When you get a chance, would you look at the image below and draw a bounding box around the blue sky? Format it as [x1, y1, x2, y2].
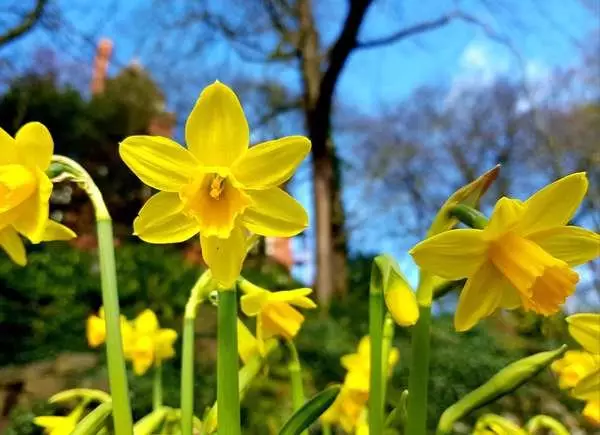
[3, 0, 598, 289]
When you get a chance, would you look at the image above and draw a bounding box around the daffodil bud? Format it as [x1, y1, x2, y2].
[436, 346, 566, 435]
[372, 254, 419, 327]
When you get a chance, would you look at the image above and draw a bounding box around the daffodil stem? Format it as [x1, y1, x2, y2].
[381, 314, 395, 400]
[286, 339, 306, 434]
[97, 218, 133, 435]
[181, 271, 213, 435]
[369, 287, 385, 434]
[52, 156, 132, 434]
[217, 288, 241, 435]
[407, 273, 435, 435]
[153, 363, 163, 411]
[448, 204, 488, 229]
[321, 423, 332, 435]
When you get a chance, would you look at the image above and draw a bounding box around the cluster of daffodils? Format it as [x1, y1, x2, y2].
[0, 123, 75, 264]
[87, 308, 177, 375]
[321, 336, 399, 433]
[552, 313, 600, 425]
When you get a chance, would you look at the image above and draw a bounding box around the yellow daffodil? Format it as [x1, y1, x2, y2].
[321, 336, 399, 432]
[34, 404, 85, 435]
[583, 400, 600, 426]
[237, 318, 259, 364]
[86, 308, 106, 348]
[125, 309, 178, 375]
[551, 350, 599, 389]
[410, 173, 600, 331]
[0, 123, 76, 265]
[119, 82, 310, 287]
[239, 279, 316, 351]
[567, 313, 600, 354]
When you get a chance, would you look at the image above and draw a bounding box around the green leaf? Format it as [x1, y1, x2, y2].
[436, 346, 567, 435]
[72, 402, 113, 435]
[278, 385, 341, 435]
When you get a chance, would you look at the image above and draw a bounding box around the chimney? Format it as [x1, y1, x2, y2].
[90, 38, 113, 94]
[266, 237, 295, 270]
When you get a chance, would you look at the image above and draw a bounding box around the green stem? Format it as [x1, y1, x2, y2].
[153, 363, 163, 411]
[406, 273, 434, 435]
[217, 288, 241, 435]
[381, 314, 395, 401]
[448, 204, 489, 229]
[51, 155, 132, 434]
[181, 272, 213, 435]
[286, 340, 306, 434]
[321, 423, 332, 435]
[369, 286, 385, 434]
[526, 415, 570, 435]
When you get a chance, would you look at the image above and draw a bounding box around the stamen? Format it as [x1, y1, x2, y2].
[209, 175, 225, 199]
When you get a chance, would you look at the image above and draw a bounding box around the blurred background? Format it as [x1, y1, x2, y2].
[0, 0, 598, 433]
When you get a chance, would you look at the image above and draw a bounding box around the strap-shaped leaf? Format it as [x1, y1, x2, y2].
[278, 385, 341, 435]
[72, 402, 112, 435]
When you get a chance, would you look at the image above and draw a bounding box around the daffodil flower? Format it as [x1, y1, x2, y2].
[0, 123, 75, 265]
[125, 309, 178, 375]
[86, 308, 106, 348]
[119, 82, 310, 287]
[34, 404, 85, 435]
[341, 336, 399, 393]
[239, 279, 316, 351]
[551, 350, 599, 389]
[411, 173, 600, 331]
[237, 318, 259, 364]
[583, 400, 600, 427]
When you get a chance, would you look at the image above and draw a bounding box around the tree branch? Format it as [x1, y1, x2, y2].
[0, 0, 49, 48]
[355, 12, 456, 50]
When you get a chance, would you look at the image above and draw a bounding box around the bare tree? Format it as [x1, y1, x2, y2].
[0, 0, 49, 48]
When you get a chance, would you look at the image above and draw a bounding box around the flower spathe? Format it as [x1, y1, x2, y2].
[410, 173, 600, 331]
[119, 82, 310, 287]
[0, 123, 76, 265]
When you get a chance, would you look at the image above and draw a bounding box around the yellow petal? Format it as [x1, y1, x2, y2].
[527, 226, 599, 267]
[15, 122, 53, 170]
[120, 136, 198, 191]
[454, 262, 506, 331]
[240, 290, 269, 316]
[134, 309, 159, 334]
[484, 197, 524, 240]
[134, 192, 199, 243]
[384, 267, 419, 327]
[86, 315, 106, 348]
[572, 368, 600, 401]
[34, 416, 66, 429]
[237, 318, 259, 364]
[185, 81, 248, 167]
[567, 313, 600, 354]
[200, 226, 247, 288]
[242, 188, 308, 236]
[268, 288, 317, 309]
[0, 164, 36, 214]
[517, 172, 588, 235]
[0, 127, 20, 165]
[155, 329, 178, 360]
[42, 220, 76, 241]
[12, 170, 52, 243]
[231, 136, 311, 189]
[410, 229, 488, 280]
[0, 226, 26, 266]
[582, 399, 600, 426]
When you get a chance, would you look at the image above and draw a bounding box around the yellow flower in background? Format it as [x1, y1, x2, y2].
[583, 400, 600, 426]
[86, 308, 106, 348]
[410, 173, 600, 331]
[237, 318, 259, 364]
[34, 405, 84, 435]
[239, 279, 316, 351]
[0, 123, 76, 265]
[567, 313, 600, 354]
[119, 82, 310, 287]
[125, 309, 178, 375]
[321, 336, 399, 432]
[551, 350, 599, 389]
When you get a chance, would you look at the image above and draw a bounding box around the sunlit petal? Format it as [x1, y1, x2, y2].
[12, 170, 52, 243]
[200, 226, 247, 287]
[567, 313, 600, 354]
[42, 220, 76, 241]
[0, 164, 36, 214]
[572, 368, 600, 401]
[134, 192, 199, 243]
[240, 290, 268, 316]
[242, 188, 308, 236]
[410, 229, 488, 280]
[269, 288, 317, 309]
[134, 309, 159, 334]
[454, 262, 505, 331]
[185, 81, 248, 167]
[15, 122, 53, 170]
[120, 135, 198, 191]
[517, 172, 588, 235]
[527, 226, 600, 267]
[232, 136, 311, 189]
[0, 226, 26, 266]
[0, 127, 20, 165]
